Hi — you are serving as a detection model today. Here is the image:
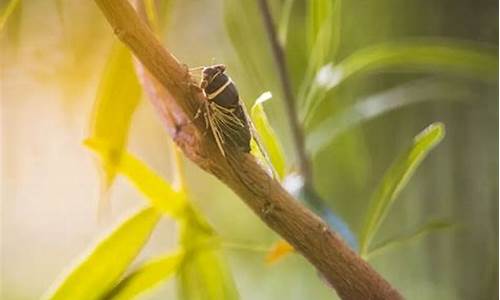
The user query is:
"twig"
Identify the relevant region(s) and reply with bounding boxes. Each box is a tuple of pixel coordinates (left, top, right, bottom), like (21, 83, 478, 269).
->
(256, 0, 313, 188)
(93, 1, 403, 299)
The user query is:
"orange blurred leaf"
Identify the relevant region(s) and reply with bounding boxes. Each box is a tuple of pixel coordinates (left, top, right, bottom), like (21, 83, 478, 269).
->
(265, 240, 294, 264)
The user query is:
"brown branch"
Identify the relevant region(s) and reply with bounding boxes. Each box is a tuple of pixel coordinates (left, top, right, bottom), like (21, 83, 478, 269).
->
(256, 0, 313, 188)
(94, 1, 403, 299)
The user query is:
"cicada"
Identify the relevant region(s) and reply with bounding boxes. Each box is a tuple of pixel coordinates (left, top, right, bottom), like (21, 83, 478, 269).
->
(194, 64, 275, 176)
(197, 64, 252, 156)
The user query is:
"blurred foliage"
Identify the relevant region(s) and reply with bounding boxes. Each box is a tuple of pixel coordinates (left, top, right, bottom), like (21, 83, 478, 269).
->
(359, 122, 445, 256)
(82, 142, 238, 299)
(0, 0, 21, 31)
(44, 207, 161, 300)
(105, 250, 183, 300)
(88, 41, 142, 190)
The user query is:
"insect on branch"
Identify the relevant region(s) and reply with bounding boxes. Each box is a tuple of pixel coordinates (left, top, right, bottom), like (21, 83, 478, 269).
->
(94, 1, 403, 299)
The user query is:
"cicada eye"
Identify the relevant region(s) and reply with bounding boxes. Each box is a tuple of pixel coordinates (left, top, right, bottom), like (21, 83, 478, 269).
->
(214, 64, 226, 73)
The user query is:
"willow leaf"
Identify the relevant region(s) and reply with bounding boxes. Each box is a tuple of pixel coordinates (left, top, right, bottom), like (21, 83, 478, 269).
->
(178, 248, 239, 300)
(45, 207, 160, 300)
(277, 0, 295, 45)
(88, 41, 142, 189)
(251, 92, 287, 179)
(85, 139, 186, 218)
(366, 219, 454, 260)
(0, 0, 21, 31)
(359, 123, 445, 256)
(307, 77, 482, 155)
(105, 251, 184, 300)
(303, 41, 498, 121)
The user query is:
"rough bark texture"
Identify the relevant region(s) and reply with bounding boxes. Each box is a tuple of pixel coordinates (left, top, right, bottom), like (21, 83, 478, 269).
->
(94, 1, 404, 299)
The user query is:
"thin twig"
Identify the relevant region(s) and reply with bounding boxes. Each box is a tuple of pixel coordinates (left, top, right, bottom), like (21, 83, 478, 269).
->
(257, 0, 313, 188)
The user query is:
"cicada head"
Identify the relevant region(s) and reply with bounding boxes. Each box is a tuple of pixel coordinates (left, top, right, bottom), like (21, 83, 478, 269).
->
(201, 64, 226, 89)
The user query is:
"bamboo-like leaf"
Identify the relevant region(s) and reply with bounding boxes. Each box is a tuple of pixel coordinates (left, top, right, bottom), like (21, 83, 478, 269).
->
(105, 251, 184, 300)
(88, 41, 142, 189)
(303, 42, 498, 121)
(366, 219, 454, 260)
(178, 248, 239, 300)
(307, 77, 483, 155)
(298, 0, 341, 103)
(359, 123, 445, 256)
(306, 0, 341, 69)
(0, 0, 21, 31)
(277, 0, 295, 45)
(251, 92, 287, 179)
(85, 139, 187, 218)
(44, 207, 160, 300)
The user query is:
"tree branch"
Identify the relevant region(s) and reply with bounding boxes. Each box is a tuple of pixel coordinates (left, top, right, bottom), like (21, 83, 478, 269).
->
(94, 1, 403, 299)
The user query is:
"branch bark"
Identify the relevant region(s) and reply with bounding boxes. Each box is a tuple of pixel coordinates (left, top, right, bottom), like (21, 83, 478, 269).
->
(94, 1, 403, 299)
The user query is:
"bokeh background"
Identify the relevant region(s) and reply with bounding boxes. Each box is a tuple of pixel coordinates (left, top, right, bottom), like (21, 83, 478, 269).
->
(1, 0, 498, 299)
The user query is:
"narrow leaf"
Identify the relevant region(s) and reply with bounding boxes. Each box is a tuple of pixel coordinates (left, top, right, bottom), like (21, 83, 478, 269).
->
(105, 251, 184, 300)
(88, 41, 142, 189)
(0, 0, 21, 31)
(359, 123, 445, 256)
(85, 139, 187, 218)
(366, 219, 454, 260)
(251, 92, 287, 179)
(178, 248, 239, 300)
(277, 0, 295, 45)
(303, 42, 498, 120)
(307, 77, 481, 155)
(45, 207, 160, 300)
(298, 0, 341, 103)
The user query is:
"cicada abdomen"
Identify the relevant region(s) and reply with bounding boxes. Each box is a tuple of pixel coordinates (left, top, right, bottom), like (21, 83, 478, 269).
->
(200, 64, 251, 156)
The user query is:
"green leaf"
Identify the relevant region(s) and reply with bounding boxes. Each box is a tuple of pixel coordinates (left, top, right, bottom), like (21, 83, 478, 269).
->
(85, 139, 187, 218)
(298, 0, 341, 103)
(306, 0, 341, 68)
(105, 251, 184, 300)
(277, 0, 295, 45)
(366, 219, 454, 260)
(302, 41, 498, 121)
(0, 0, 21, 31)
(251, 92, 287, 179)
(359, 122, 445, 256)
(44, 207, 160, 300)
(306, 77, 481, 155)
(178, 248, 239, 300)
(88, 41, 142, 189)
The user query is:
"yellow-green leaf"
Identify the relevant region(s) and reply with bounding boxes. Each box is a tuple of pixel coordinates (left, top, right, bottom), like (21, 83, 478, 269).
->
(44, 207, 160, 300)
(105, 251, 184, 300)
(0, 0, 21, 31)
(359, 122, 445, 256)
(84, 139, 186, 218)
(366, 219, 454, 260)
(178, 248, 239, 300)
(250, 92, 287, 179)
(88, 41, 142, 189)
